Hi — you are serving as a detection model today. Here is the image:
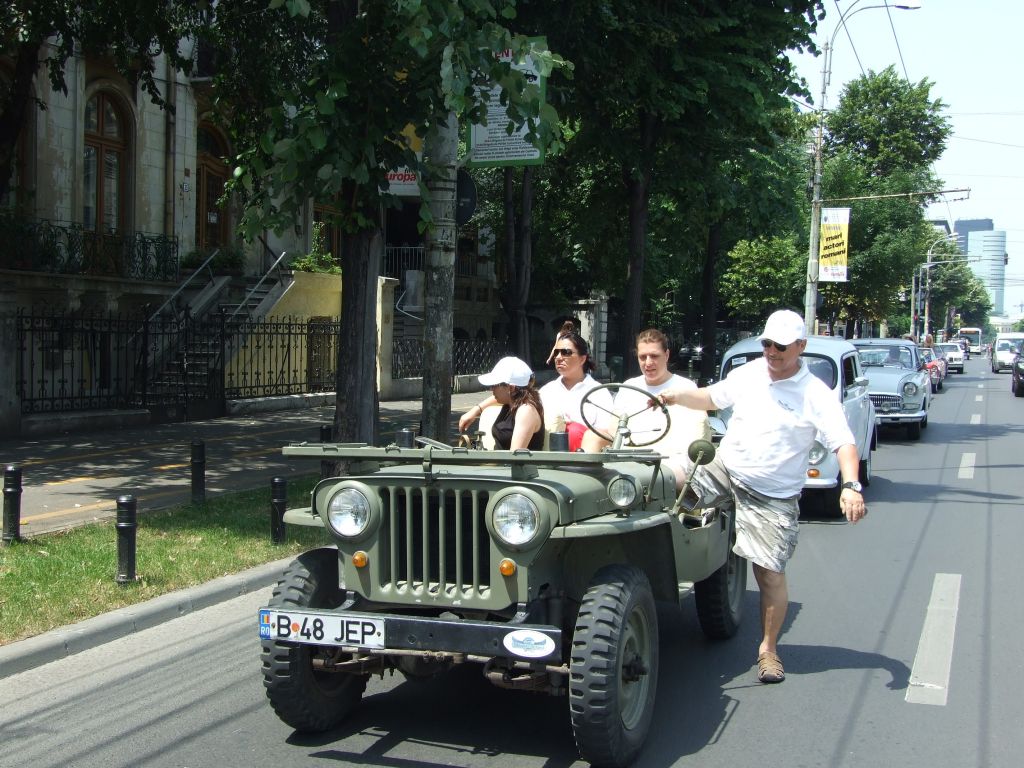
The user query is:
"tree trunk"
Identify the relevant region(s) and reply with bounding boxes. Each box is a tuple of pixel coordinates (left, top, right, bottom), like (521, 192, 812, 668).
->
(620, 112, 656, 378)
(698, 221, 721, 383)
(0, 41, 43, 203)
(622, 170, 650, 378)
(421, 111, 458, 440)
(333, 228, 382, 450)
(498, 167, 533, 359)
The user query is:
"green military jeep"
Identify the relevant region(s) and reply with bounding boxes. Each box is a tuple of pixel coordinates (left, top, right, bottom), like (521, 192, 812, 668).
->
(259, 387, 746, 768)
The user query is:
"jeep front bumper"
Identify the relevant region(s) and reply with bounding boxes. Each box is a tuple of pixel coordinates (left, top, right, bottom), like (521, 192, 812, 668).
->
(259, 608, 563, 663)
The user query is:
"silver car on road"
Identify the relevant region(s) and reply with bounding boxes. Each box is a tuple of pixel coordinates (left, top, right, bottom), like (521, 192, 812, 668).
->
(851, 338, 931, 440)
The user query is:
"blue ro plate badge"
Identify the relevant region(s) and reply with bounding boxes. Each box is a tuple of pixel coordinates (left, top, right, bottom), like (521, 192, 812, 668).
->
(259, 609, 385, 649)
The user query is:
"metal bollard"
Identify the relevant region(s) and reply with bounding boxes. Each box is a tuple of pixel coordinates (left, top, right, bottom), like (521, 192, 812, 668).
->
(271, 477, 287, 544)
(319, 424, 333, 479)
(3, 465, 22, 546)
(115, 495, 137, 584)
(190, 439, 206, 504)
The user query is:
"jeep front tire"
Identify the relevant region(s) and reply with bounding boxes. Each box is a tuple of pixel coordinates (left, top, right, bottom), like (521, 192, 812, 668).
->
(569, 564, 658, 768)
(261, 547, 368, 732)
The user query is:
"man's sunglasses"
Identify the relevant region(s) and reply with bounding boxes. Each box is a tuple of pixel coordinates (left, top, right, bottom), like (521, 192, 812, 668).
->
(760, 339, 790, 352)
(553, 348, 577, 357)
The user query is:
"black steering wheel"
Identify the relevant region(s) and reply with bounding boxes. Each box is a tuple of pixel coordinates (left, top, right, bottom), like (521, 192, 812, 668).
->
(580, 383, 671, 448)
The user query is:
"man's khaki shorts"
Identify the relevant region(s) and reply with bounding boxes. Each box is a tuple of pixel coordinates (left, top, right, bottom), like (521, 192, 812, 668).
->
(692, 455, 800, 573)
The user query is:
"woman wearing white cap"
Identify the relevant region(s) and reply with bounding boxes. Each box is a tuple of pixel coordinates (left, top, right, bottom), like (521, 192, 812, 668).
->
(459, 356, 545, 450)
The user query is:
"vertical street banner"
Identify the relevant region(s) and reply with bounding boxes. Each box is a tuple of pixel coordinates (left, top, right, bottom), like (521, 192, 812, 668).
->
(466, 38, 547, 168)
(819, 207, 851, 282)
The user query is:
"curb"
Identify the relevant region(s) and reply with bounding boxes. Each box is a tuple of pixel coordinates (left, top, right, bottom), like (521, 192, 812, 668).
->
(0, 556, 293, 680)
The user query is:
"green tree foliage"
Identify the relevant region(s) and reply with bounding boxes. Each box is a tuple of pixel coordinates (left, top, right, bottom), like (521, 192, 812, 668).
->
(826, 66, 952, 176)
(720, 235, 804, 322)
(0, 0, 203, 200)
(533, 0, 820, 373)
(204, 0, 564, 442)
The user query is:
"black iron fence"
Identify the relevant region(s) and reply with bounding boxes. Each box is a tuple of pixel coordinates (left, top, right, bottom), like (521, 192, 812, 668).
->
(392, 337, 509, 379)
(15, 310, 503, 417)
(0, 214, 179, 282)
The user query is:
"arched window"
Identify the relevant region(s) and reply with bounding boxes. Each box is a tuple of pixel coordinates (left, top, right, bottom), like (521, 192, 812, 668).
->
(195, 123, 230, 250)
(83, 92, 127, 233)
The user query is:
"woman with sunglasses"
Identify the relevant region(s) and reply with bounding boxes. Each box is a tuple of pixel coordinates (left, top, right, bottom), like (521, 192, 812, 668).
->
(538, 321, 613, 451)
(657, 309, 865, 687)
(459, 356, 545, 450)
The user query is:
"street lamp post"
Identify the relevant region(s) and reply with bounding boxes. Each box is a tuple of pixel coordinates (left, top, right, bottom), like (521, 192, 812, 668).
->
(913, 233, 972, 341)
(804, 1, 922, 335)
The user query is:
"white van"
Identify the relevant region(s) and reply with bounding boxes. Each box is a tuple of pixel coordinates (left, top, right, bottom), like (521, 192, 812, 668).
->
(991, 332, 1024, 372)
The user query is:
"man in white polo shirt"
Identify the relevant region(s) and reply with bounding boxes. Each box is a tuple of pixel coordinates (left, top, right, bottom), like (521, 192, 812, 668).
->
(658, 309, 867, 684)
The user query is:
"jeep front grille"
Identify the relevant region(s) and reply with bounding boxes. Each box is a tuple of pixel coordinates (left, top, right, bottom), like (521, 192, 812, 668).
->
(378, 486, 491, 598)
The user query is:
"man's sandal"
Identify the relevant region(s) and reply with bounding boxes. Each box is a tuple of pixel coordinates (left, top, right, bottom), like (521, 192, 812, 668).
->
(757, 651, 785, 684)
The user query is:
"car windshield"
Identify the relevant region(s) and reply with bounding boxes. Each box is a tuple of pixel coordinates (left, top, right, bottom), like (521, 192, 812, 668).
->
(996, 340, 1016, 352)
(937, 344, 959, 354)
(858, 346, 913, 368)
(804, 355, 836, 389)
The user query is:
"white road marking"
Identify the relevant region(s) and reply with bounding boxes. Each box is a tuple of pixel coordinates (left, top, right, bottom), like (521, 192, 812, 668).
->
(970, 414, 981, 425)
(975, 395, 983, 402)
(957, 453, 976, 479)
(906, 573, 962, 706)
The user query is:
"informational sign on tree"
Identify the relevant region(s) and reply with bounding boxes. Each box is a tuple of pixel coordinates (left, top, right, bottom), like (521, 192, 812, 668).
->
(466, 38, 547, 168)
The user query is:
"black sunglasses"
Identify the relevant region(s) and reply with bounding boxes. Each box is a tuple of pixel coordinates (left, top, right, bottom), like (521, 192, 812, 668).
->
(553, 348, 576, 357)
(760, 339, 790, 352)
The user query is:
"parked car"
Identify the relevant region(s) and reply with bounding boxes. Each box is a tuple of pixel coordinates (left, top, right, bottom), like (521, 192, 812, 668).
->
(852, 338, 931, 440)
(718, 336, 877, 517)
(991, 332, 1024, 373)
(1011, 340, 1024, 397)
(920, 347, 945, 392)
(934, 342, 965, 374)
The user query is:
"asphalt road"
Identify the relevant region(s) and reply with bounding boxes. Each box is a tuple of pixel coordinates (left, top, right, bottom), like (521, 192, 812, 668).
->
(1, 355, 1021, 767)
(0, 392, 482, 537)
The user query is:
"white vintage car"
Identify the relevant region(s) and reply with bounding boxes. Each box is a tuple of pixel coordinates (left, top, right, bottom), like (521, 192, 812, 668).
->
(851, 338, 931, 440)
(718, 336, 878, 517)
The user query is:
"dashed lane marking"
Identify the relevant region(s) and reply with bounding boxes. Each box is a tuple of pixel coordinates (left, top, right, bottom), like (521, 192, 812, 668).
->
(970, 414, 981, 425)
(957, 453, 976, 480)
(906, 573, 962, 706)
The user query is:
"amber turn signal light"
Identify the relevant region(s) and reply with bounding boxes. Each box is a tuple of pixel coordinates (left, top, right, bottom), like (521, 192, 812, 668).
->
(499, 558, 517, 577)
(352, 551, 369, 568)
(806, 469, 820, 478)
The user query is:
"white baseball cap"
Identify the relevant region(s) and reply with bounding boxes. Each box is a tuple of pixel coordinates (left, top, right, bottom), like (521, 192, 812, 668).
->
(759, 309, 807, 346)
(478, 356, 534, 387)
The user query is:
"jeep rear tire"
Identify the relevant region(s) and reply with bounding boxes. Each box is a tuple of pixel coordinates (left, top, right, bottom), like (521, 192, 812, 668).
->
(569, 565, 658, 768)
(261, 547, 367, 732)
(694, 515, 748, 638)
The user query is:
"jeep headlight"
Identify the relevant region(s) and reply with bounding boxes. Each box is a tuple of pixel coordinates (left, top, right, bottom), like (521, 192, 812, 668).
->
(327, 488, 371, 537)
(807, 440, 828, 466)
(902, 381, 919, 397)
(492, 493, 540, 546)
(607, 476, 640, 508)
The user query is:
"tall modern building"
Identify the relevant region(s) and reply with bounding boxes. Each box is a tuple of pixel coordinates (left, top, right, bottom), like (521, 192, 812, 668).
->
(954, 218, 994, 255)
(967, 230, 1007, 315)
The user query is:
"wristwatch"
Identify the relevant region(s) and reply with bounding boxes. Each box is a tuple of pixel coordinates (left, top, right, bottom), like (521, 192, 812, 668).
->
(841, 480, 863, 493)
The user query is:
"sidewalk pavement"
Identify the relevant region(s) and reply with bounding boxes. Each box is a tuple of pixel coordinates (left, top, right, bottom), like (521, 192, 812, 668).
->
(0, 388, 504, 680)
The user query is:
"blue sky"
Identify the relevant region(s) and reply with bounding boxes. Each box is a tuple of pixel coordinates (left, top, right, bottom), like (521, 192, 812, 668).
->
(788, 0, 1024, 318)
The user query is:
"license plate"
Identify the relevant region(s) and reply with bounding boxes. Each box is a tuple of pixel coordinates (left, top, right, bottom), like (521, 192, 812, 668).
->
(259, 609, 385, 649)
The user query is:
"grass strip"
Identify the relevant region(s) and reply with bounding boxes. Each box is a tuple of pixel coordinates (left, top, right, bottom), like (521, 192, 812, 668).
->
(0, 474, 327, 646)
